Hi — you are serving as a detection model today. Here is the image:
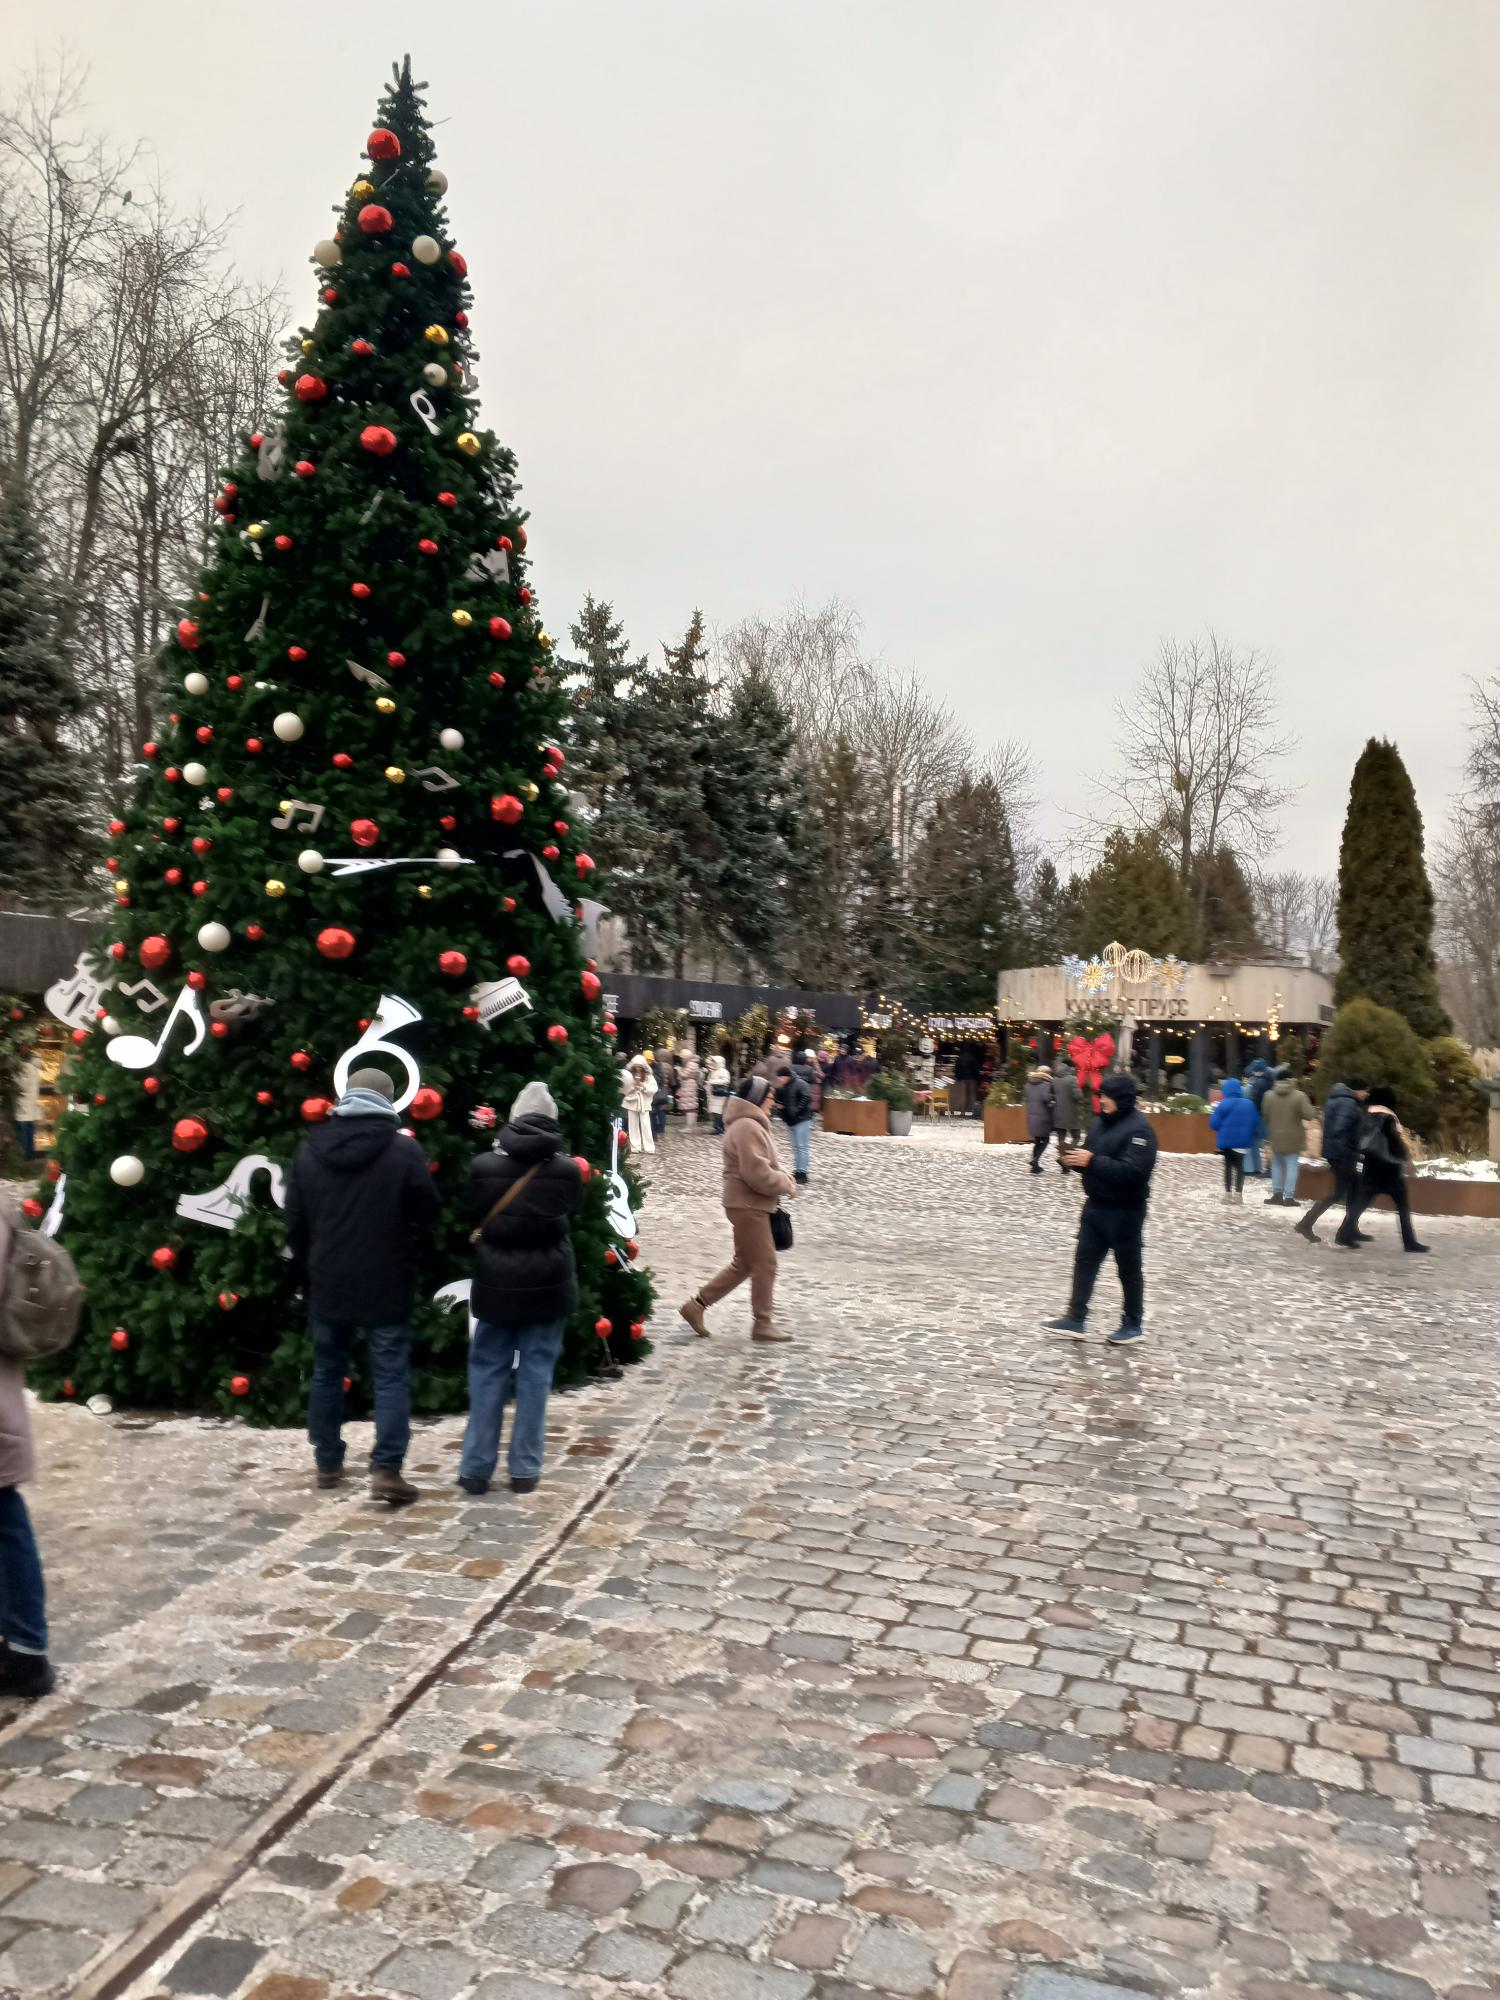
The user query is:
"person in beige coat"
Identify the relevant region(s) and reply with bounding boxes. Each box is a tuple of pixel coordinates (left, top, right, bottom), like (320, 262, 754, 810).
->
(679, 1076, 795, 1343)
(0, 1211, 53, 1698)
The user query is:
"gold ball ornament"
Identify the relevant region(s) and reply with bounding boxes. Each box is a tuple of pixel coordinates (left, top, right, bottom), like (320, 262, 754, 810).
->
(417, 883, 432, 900)
(115, 879, 130, 897)
(455, 431, 481, 457)
(265, 879, 287, 898)
(246, 521, 267, 541)
(451, 608, 473, 629)
(521, 781, 539, 802)
(279, 799, 293, 814)
(385, 765, 406, 783)
(538, 630, 552, 649)
(352, 179, 375, 199)
(423, 324, 450, 346)
(300, 338, 316, 356)
(374, 695, 397, 715)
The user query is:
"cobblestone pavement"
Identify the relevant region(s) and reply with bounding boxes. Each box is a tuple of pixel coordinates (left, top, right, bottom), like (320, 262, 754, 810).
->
(3, 1123, 1499, 1999)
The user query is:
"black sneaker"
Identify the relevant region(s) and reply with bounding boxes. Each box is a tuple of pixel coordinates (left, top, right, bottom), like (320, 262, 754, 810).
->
(1044, 1315, 1088, 1339)
(457, 1475, 489, 1496)
(1106, 1323, 1146, 1346)
(0, 1645, 55, 1701)
(794, 1171, 809, 1185)
(510, 1476, 539, 1494)
(1333, 1234, 1361, 1250)
(1264, 1193, 1285, 1205)
(1404, 1242, 1431, 1255)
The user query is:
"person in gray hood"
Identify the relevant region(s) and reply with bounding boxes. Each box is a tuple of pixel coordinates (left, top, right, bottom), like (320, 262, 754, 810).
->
(1050, 1060, 1082, 1172)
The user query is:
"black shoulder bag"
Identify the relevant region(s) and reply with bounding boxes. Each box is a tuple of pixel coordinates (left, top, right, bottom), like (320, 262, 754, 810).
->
(769, 1207, 794, 1252)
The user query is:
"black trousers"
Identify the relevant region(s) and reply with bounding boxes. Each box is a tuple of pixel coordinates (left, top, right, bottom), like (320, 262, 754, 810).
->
(1342, 1175, 1421, 1249)
(1068, 1202, 1145, 1326)
(1301, 1165, 1357, 1234)
(1030, 1135, 1050, 1169)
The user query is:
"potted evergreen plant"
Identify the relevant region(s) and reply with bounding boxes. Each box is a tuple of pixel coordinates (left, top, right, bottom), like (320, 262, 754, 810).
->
(868, 1069, 915, 1136)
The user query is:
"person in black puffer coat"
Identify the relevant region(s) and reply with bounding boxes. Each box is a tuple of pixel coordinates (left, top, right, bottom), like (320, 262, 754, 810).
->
(1045, 1072, 1158, 1346)
(1336, 1084, 1429, 1254)
(459, 1081, 584, 1496)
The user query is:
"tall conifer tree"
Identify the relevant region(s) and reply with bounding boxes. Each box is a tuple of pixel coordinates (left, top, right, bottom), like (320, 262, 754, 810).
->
(1334, 738, 1449, 1039)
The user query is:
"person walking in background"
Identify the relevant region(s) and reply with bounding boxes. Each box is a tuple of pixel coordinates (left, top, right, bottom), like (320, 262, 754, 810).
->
(676, 1048, 702, 1128)
(621, 1055, 658, 1155)
(1337, 1086, 1429, 1253)
(650, 1049, 673, 1140)
(1024, 1064, 1055, 1174)
(1051, 1058, 1081, 1173)
(1295, 1076, 1370, 1246)
(1243, 1057, 1274, 1177)
(950, 1041, 983, 1118)
(1262, 1068, 1315, 1206)
(706, 1052, 732, 1135)
(0, 1208, 54, 1699)
(10, 1054, 43, 1163)
(1044, 1073, 1158, 1346)
(1210, 1076, 1260, 1203)
(285, 1067, 442, 1505)
(679, 1076, 796, 1344)
(459, 1081, 584, 1496)
(778, 1056, 816, 1185)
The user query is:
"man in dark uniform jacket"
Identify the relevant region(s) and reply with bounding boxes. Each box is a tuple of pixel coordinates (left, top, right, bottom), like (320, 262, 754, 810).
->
(1045, 1072, 1157, 1346)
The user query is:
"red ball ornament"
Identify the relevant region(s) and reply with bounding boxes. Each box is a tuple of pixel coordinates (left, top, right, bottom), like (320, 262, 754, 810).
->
(350, 582, 372, 601)
(351, 818, 380, 848)
(488, 616, 512, 640)
(294, 373, 328, 402)
(352, 338, 374, 357)
(218, 1291, 239, 1312)
(290, 1050, 313, 1072)
(544, 745, 564, 767)
(438, 950, 468, 977)
(390, 261, 410, 279)
(410, 1086, 444, 1121)
(575, 853, 596, 875)
(630, 1322, 647, 1341)
(601, 1020, 619, 1039)
(626, 1239, 640, 1261)
(62, 1379, 74, 1397)
(360, 424, 397, 456)
(322, 286, 338, 304)
(226, 675, 243, 691)
(211, 1021, 230, 1040)
(163, 767, 181, 783)
(547, 1024, 569, 1044)
(367, 127, 401, 159)
(450, 250, 468, 278)
(246, 923, 265, 942)
(217, 786, 234, 803)
(502, 896, 516, 913)
(542, 844, 560, 862)
(45, 1158, 61, 1182)
(332, 752, 353, 770)
(572, 1156, 591, 1179)
(498, 536, 514, 552)
(230, 1374, 250, 1398)
(70, 1026, 88, 1045)
(357, 203, 394, 235)
(506, 954, 531, 977)
(108, 818, 125, 837)
(439, 814, 457, 831)
(418, 537, 438, 556)
(245, 738, 263, 755)
(111, 1328, 130, 1350)
(295, 459, 316, 478)
(195, 725, 213, 744)
(604, 1248, 619, 1266)
(172, 1116, 209, 1153)
(142, 741, 158, 758)
(552, 820, 569, 834)
(249, 431, 264, 449)
(177, 618, 201, 650)
(386, 650, 406, 668)
(581, 970, 602, 1001)
(488, 672, 506, 689)
(255, 1089, 273, 1105)
(140, 935, 172, 970)
(583, 1074, 595, 1086)
(301, 1096, 334, 1122)
(186, 969, 207, 990)
(109, 940, 127, 960)
(455, 309, 469, 327)
(490, 794, 523, 824)
(518, 586, 532, 605)
(316, 926, 357, 960)
(150, 1246, 178, 1273)
(437, 491, 456, 508)
(462, 1005, 480, 1022)
(192, 836, 211, 855)
(274, 534, 293, 552)
(516, 526, 527, 550)
(21, 1197, 44, 1220)
(143, 1075, 162, 1095)
(594, 1317, 613, 1339)
(191, 880, 208, 897)
(161, 815, 180, 832)
(162, 866, 181, 886)
(286, 645, 309, 664)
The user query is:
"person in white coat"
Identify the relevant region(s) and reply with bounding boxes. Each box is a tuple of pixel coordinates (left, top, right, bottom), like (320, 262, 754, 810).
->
(621, 1056, 658, 1155)
(706, 1054, 732, 1135)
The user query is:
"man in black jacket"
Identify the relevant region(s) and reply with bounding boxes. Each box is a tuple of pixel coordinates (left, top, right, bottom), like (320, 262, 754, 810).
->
(459, 1082, 583, 1496)
(285, 1068, 442, 1504)
(1294, 1076, 1370, 1246)
(1045, 1072, 1158, 1346)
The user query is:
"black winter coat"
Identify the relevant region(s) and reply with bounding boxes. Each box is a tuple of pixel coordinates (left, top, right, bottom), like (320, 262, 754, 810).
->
(1319, 1083, 1364, 1170)
(1080, 1105, 1158, 1210)
(285, 1115, 441, 1325)
(470, 1114, 584, 1326)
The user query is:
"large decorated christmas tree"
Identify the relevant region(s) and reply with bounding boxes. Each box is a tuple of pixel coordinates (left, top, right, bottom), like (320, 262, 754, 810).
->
(30, 60, 652, 1424)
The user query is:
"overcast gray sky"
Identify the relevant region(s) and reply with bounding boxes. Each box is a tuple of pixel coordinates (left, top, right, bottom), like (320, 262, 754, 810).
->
(36, 0, 1500, 871)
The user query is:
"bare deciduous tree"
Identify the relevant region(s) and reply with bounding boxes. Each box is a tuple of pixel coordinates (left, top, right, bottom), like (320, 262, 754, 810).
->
(1251, 868, 1338, 972)
(1435, 676, 1500, 1047)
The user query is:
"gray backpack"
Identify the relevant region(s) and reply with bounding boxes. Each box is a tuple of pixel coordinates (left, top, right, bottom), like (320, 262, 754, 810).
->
(0, 1202, 84, 1362)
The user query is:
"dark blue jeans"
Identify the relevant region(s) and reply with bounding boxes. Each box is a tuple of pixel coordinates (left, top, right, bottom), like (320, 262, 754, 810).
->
(308, 1320, 411, 1471)
(0, 1486, 48, 1654)
(459, 1318, 565, 1484)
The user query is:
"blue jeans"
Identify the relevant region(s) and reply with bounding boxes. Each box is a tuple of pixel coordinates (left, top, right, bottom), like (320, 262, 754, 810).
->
(14, 1123, 35, 1162)
(309, 1320, 411, 1471)
(0, 1487, 47, 1654)
(460, 1318, 565, 1483)
(1270, 1152, 1301, 1198)
(788, 1119, 812, 1177)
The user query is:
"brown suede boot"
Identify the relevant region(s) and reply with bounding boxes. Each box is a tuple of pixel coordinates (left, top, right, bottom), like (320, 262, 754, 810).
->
(679, 1297, 712, 1338)
(371, 1466, 419, 1506)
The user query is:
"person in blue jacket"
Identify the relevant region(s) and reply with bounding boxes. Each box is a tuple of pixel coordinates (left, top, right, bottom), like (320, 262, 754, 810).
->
(1210, 1076, 1261, 1204)
(1242, 1057, 1274, 1176)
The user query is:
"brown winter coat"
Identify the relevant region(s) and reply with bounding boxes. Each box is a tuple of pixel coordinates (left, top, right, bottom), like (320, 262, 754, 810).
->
(1263, 1076, 1315, 1156)
(0, 1212, 37, 1488)
(721, 1097, 795, 1213)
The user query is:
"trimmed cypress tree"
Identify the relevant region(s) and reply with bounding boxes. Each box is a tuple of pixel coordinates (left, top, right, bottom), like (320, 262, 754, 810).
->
(1335, 738, 1449, 1039)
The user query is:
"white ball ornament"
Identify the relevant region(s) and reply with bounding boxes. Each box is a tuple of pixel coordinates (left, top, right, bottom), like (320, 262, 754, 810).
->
(272, 711, 305, 742)
(313, 237, 342, 267)
(436, 847, 463, 869)
(412, 235, 441, 266)
(197, 920, 232, 953)
(426, 168, 448, 196)
(101, 1015, 121, 1036)
(110, 1155, 145, 1187)
(422, 362, 448, 387)
(182, 761, 209, 786)
(183, 670, 209, 697)
(438, 727, 465, 751)
(297, 849, 325, 874)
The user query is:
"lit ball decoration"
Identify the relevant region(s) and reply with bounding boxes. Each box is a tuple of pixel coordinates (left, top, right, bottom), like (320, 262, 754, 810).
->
(418, 538, 438, 556)
(182, 762, 209, 787)
(313, 237, 342, 266)
(265, 879, 287, 898)
(581, 970, 602, 1000)
(351, 582, 372, 601)
(351, 339, 373, 358)
(110, 1155, 145, 1187)
(256, 1088, 273, 1104)
(417, 884, 432, 900)
(412, 234, 441, 265)
(438, 949, 468, 977)
(301, 1096, 334, 1122)
(451, 608, 473, 629)
(230, 1374, 251, 1398)
(360, 424, 397, 456)
(410, 1086, 444, 1121)
(177, 618, 201, 650)
(384, 764, 405, 783)
(197, 921, 232, 953)
(172, 1116, 210, 1154)
(186, 969, 207, 990)
(547, 1024, 569, 1044)
(273, 711, 305, 742)
(456, 431, 481, 456)
(150, 1246, 178, 1273)
(218, 1291, 239, 1311)
(576, 853, 596, 875)
(351, 818, 380, 847)
(387, 650, 406, 668)
(184, 670, 209, 697)
(601, 1020, 619, 1039)
(298, 849, 324, 874)
(439, 727, 464, 751)
(375, 697, 397, 716)
(427, 167, 448, 195)
(316, 927, 357, 960)
(294, 373, 328, 403)
(357, 203, 394, 235)
(367, 126, 401, 160)
(422, 362, 448, 387)
(423, 324, 450, 346)
(542, 844, 560, 862)
(246, 521, 267, 541)
(140, 935, 172, 970)
(436, 848, 463, 869)
(143, 1075, 162, 1095)
(521, 781, 540, 802)
(111, 1327, 130, 1350)
(246, 923, 265, 941)
(296, 459, 316, 477)
(507, 954, 531, 977)
(489, 616, 512, 640)
(488, 672, 506, 689)
(594, 1318, 613, 1338)
(491, 793, 523, 824)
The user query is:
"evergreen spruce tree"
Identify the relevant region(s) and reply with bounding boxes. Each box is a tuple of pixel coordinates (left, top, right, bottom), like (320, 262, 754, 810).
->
(908, 774, 1023, 1007)
(563, 593, 649, 906)
(1079, 829, 1196, 958)
(0, 496, 93, 905)
(1192, 847, 1260, 959)
(1335, 738, 1450, 1038)
(1025, 857, 1079, 962)
(30, 63, 651, 1421)
(702, 665, 803, 977)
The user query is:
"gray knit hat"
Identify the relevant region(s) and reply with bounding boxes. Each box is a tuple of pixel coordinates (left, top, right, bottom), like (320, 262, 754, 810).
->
(511, 1080, 559, 1120)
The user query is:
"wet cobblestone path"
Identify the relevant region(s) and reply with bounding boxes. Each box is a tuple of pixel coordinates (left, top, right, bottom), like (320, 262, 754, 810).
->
(2, 1124, 1498, 1999)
